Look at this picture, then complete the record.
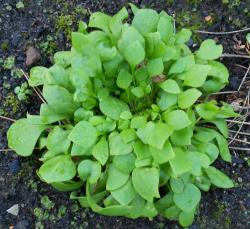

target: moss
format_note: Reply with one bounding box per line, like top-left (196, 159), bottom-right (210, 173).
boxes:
top-left (55, 15), bottom-right (73, 39)
top-left (3, 93), bottom-right (20, 114)
top-left (41, 195), bottom-right (55, 210)
top-left (3, 56), bottom-right (15, 70)
top-left (1, 40), bottom-right (9, 51)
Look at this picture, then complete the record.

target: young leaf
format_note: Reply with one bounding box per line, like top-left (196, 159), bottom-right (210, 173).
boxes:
top-left (169, 147), bottom-right (191, 176)
top-left (99, 96), bottom-right (130, 121)
top-left (43, 85), bottom-right (79, 115)
top-left (157, 16), bottom-right (173, 43)
top-left (113, 153), bottom-right (136, 174)
top-left (173, 183), bottom-right (201, 212)
top-left (89, 12), bottom-right (111, 33)
top-left (109, 132), bottom-right (133, 155)
top-left (68, 121), bottom-right (97, 148)
top-left (117, 68), bottom-right (133, 89)
top-left (170, 178), bottom-right (184, 194)
top-left (147, 58), bottom-right (164, 77)
top-left (78, 160), bottom-right (101, 184)
top-left (106, 164), bottom-right (129, 191)
top-left (183, 64), bottom-right (211, 87)
top-left (132, 167), bottom-right (160, 201)
top-left (124, 40), bottom-right (145, 67)
top-left (195, 101), bottom-right (219, 120)
top-left (7, 119), bottom-right (47, 157)
top-left (179, 210), bottom-right (195, 227)
top-left (178, 88), bottom-right (202, 109)
top-left (111, 178), bottom-right (136, 205)
top-left (205, 166), bottom-right (234, 188)
top-left (28, 66), bottom-right (48, 87)
top-left (215, 133), bottom-right (231, 162)
top-left (164, 110), bottom-right (191, 130)
top-left (149, 140), bottom-right (175, 164)
top-left (132, 9), bottom-right (159, 35)
top-left (144, 121), bottom-right (173, 149)
top-left (92, 136), bottom-right (109, 166)
top-left (196, 39), bottom-right (223, 60)
top-left (175, 28), bottom-right (192, 45)
top-left (208, 61), bottom-right (229, 84)
top-left (159, 79), bottom-right (181, 94)
top-left (39, 155), bottom-right (76, 183)
top-left (170, 127), bottom-right (193, 146)
top-left (168, 54), bottom-right (195, 75)
top-left (157, 91), bottom-right (177, 111)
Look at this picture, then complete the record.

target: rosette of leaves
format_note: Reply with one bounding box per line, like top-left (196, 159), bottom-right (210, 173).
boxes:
top-left (7, 4), bottom-right (238, 227)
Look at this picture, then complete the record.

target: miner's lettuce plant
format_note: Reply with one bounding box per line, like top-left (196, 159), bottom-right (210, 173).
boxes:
top-left (7, 4), bottom-right (238, 227)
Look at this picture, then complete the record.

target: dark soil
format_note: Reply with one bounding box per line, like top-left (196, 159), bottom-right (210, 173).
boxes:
top-left (0, 0), bottom-right (250, 229)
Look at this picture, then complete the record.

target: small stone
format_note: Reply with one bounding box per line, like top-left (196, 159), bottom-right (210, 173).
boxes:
top-left (25, 47), bottom-right (41, 67)
top-left (205, 15), bottom-right (212, 22)
top-left (16, 220), bottom-right (29, 229)
top-left (6, 204), bottom-right (19, 216)
top-left (238, 177), bottom-right (243, 182)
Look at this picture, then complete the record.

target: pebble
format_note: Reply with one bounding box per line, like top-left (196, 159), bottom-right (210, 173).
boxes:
top-left (16, 220), bottom-right (29, 229)
top-left (25, 47), bottom-right (41, 67)
top-left (9, 159), bottom-right (21, 174)
top-left (238, 177), bottom-right (243, 183)
top-left (6, 204), bottom-right (19, 216)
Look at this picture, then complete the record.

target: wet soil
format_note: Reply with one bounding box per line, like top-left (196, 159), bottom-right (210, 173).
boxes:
top-left (0, 0), bottom-right (250, 228)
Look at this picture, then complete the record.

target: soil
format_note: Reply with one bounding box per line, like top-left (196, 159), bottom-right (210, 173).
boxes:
top-left (0, 0), bottom-right (250, 229)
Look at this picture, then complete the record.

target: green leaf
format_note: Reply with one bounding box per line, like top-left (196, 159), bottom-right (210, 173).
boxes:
top-left (68, 121), bottom-right (97, 148)
top-left (78, 160), bottom-right (101, 184)
top-left (175, 28), bottom-right (192, 45)
top-left (178, 88), bottom-right (202, 109)
top-left (170, 177), bottom-right (184, 194)
top-left (196, 39), bottom-right (223, 60)
top-left (54, 51), bottom-right (71, 68)
top-left (113, 153), bottom-right (136, 174)
top-left (124, 40), bottom-right (145, 67)
top-left (133, 140), bottom-right (151, 160)
top-left (43, 85), bottom-right (79, 115)
top-left (193, 128), bottom-right (216, 142)
top-left (117, 68), bottom-right (133, 89)
top-left (247, 33), bottom-right (250, 43)
top-left (164, 205), bottom-right (181, 220)
top-left (169, 147), bottom-right (191, 176)
top-left (165, 110), bottom-right (191, 130)
top-left (195, 101), bottom-right (219, 120)
top-left (111, 178), bottom-right (136, 205)
top-left (71, 143), bottom-right (92, 156)
top-left (208, 61), bottom-right (229, 84)
top-left (106, 164), bottom-right (129, 190)
top-left (157, 16), bottom-right (173, 43)
top-left (149, 140), bottom-right (175, 164)
top-left (206, 119), bottom-right (228, 138)
top-left (45, 126), bottom-right (70, 158)
top-left (132, 167), bottom-right (160, 201)
top-left (170, 127), bottom-right (193, 146)
top-left (187, 151), bottom-right (210, 176)
top-left (92, 136), bottom-right (109, 166)
top-left (173, 183), bottom-right (201, 212)
top-left (109, 132), bottom-right (133, 155)
top-left (131, 87), bottom-right (144, 98)
top-left (196, 142), bottom-right (219, 163)
top-left (52, 180), bottom-right (84, 192)
top-left (147, 58), bottom-right (164, 77)
top-left (7, 119), bottom-right (47, 156)
top-left (40, 104), bottom-right (68, 124)
top-left (120, 129), bottom-right (137, 143)
top-left (28, 66), bottom-right (48, 87)
top-left (99, 96), bottom-right (130, 120)
top-left (215, 133), bottom-right (231, 162)
top-left (89, 12), bottom-right (111, 33)
top-left (157, 91), bottom-right (177, 111)
top-left (183, 64), bottom-right (211, 87)
top-left (132, 9), bottom-right (159, 35)
top-left (39, 155), bottom-right (76, 183)
top-left (168, 54), bottom-right (195, 75)
top-left (159, 79), bottom-right (181, 94)
top-left (179, 210), bottom-right (195, 227)
top-left (205, 166), bottom-right (234, 188)
top-left (144, 121), bottom-right (173, 149)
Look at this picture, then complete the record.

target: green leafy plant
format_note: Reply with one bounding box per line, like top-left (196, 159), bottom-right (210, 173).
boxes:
top-left (7, 4), bottom-right (238, 227)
